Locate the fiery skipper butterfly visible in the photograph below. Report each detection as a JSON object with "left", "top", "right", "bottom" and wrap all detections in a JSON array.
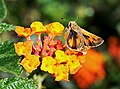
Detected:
[{"left": 64, "top": 20, "right": 104, "bottom": 55}]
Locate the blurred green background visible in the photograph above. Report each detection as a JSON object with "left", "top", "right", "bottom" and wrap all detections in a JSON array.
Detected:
[{"left": 1, "top": 0, "right": 120, "bottom": 89}]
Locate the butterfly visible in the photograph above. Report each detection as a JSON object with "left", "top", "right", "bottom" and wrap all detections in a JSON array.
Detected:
[{"left": 64, "top": 21, "right": 104, "bottom": 55}]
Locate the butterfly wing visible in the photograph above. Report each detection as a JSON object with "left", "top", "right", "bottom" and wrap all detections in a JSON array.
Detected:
[
  {"left": 79, "top": 27, "right": 104, "bottom": 49},
  {"left": 65, "top": 27, "right": 83, "bottom": 51},
  {"left": 65, "top": 27, "right": 86, "bottom": 53}
]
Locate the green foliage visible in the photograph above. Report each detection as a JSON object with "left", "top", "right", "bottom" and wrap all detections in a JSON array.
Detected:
[
  {"left": 0, "top": 77, "right": 38, "bottom": 89},
  {"left": 37, "top": 0, "right": 69, "bottom": 21},
  {"left": 105, "top": 60, "right": 120, "bottom": 88},
  {"left": 0, "top": 41, "right": 22, "bottom": 76},
  {"left": 0, "top": 23, "right": 16, "bottom": 33},
  {"left": 0, "top": 0, "right": 7, "bottom": 22}
]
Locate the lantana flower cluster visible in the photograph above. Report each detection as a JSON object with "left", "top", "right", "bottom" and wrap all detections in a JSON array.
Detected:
[{"left": 14, "top": 21, "right": 85, "bottom": 81}]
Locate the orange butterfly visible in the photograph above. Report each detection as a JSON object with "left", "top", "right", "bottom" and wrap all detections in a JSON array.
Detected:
[{"left": 65, "top": 21, "right": 104, "bottom": 55}]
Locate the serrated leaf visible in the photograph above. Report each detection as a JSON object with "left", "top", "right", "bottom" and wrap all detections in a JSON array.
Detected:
[
  {"left": 0, "top": 0, "right": 7, "bottom": 21},
  {"left": 0, "top": 41, "right": 22, "bottom": 76},
  {"left": 0, "top": 23, "right": 16, "bottom": 33},
  {"left": 0, "top": 77, "right": 38, "bottom": 89}
]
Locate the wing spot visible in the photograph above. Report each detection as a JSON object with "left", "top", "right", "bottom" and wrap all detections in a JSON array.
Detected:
[
  {"left": 92, "top": 38, "right": 96, "bottom": 41},
  {"left": 88, "top": 40, "right": 96, "bottom": 46},
  {"left": 83, "top": 34, "right": 90, "bottom": 39},
  {"left": 91, "top": 41, "right": 96, "bottom": 46}
]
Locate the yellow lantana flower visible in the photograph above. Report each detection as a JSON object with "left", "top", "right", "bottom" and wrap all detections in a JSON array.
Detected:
[
  {"left": 67, "top": 55, "right": 82, "bottom": 74},
  {"left": 45, "top": 22, "right": 64, "bottom": 37},
  {"left": 55, "top": 50, "right": 69, "bottom": 63},
  {"left": 14, "top": 41, "right": 33, "bottom": 56},
  {"left": 41, "top": 56, "right": 56, "bottom": 74},
  {"left": 20, "top": 54, "right": 40, "bottom": 73},
  {"left": 30, "top": 21, "right": 47, "bottom": 34},
  {"left": 54, "top": 64, "right": 69, "bottom": 81}
]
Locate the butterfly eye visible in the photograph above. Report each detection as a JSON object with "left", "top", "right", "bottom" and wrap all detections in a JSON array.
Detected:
[{"left": 69, "top": 23, "right": 72, "bottom": 27}]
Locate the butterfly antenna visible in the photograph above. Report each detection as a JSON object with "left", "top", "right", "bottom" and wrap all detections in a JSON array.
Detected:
[
  {"left": 61, "top": 17, "right": 69, "bottom": 22},
  {"left": 75, "top": 16, "right": 79, "bottom": 22}
]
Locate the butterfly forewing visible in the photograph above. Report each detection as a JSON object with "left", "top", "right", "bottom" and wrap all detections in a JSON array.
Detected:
[{"left": 80, "top": 28, "right": 104, "bottom": 49}]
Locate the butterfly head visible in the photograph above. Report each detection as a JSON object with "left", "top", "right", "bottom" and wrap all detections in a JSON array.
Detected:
[{"left": 67, "top": 21, "right": 78, "bottom": 29}]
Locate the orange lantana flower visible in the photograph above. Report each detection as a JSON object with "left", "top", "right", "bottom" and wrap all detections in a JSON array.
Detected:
[
  {"left": 15, "top": 26, "right": 35, "bottom": 37},
  {"left": 108, "top": 36, "right": 120, "bottom": 62},
  {"left": 14, "top": 41, "right": 33, "bottom": 56},
  {"left": 72, "top": 49, "right": 106, "bottom": 89}
]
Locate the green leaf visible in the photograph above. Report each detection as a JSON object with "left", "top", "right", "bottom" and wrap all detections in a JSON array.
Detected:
[
  {"left": 0, "top": 0, "right": 7, "bottom": 21},
  {"left": 0, "top": 23, "right": 16, "bottom": 33},
  {"left": 0, "top": 41, "right": 22, "bottom": 76},
  {"left": 0, "top": 77, "right": 38, "bottom": 89}
]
